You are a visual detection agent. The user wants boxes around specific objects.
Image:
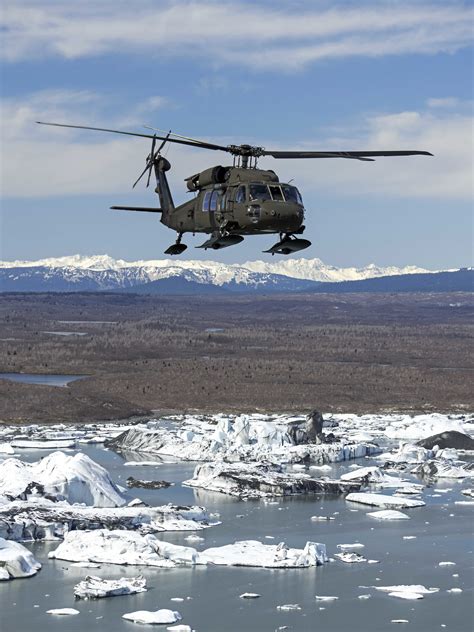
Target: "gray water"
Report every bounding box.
[1,446,473,632]
[0,373,89,387]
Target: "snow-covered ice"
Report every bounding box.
[367,510,410,520]
[345,493,425,508]
[0,451,128,507]
[0,537,41,579]
[183,461,360,498]
[49,530,327,569]
[46,608,80,616]
[122,609,182,624]
[74,575,147,599]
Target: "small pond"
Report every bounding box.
[0,373,89,387]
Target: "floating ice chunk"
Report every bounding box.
[413,460,472,479]
[447,588,463,593]
[49,530,193,567]
[122,609,182,624]
[0,443,14,454]
[170,597,184,602]
[388,591,424,600]
[455,500,474,506]
[376,585,438,595]
[74,575,147,599]
[461,488,474,497]
[184,535,204,543]
[202,540,328,568]
[0,537,41,579]
[184,462,359,499]
[334,552,367,563]
[166,626,192,632]
[340,466,399,487]
[367,510,410,520]
[277,604,301,611]
[438,561,456,566]
[70,562,101,568]
[315,595,338,601]
[346,493,425,508]
[0,451,128,507]
[391,620,409,623]
[46,608,80,615]
[358,594,371,600]
[12,440,76,449]
[0,498,216,541]
[403,536,416,540]
[337,543,365,550]
[240,593,261,599]
[311,515,335,521]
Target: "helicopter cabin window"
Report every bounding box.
[209,190,218,212]
[269,185,284,201]
[202,191,212,212]
[235,185,246,204]
[249,184,272,201]
[282,185,303,205]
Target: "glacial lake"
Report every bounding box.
[1,444,472,632]
[0,373,89,387]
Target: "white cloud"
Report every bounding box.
[1,1,472,69]
[1,90,472,201]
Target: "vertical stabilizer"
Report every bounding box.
[154,157,175,222]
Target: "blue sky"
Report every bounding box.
[1,0,472,269]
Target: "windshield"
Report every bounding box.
[249,184,272,201]
[249,183,303,204]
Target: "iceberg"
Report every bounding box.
[122,609,182,625]
[49,530,327,569]
[0,497,216,541]
[183,462,361,499]
[0,451,128,507]
[367,510,410,520]
[345,493,425,508]
[74,575,147,599]
[0,537,41,579]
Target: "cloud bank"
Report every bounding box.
[2,1,472,69]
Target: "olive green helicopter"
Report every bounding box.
[37,121,432,256]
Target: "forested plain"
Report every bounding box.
[0,292,472,424]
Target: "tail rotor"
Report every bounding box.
[133,130,171,189]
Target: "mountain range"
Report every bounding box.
[0,255,470,294]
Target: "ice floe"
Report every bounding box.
[0,498,215,541]
[46,608,80,615]
[367,510,410,520]
[74,575,147,599]
[0,451,128,507]
[122,609,182,624]
[49,530,328,569]
[375,585,439,599]
[0,537,41,580]
[201,540,328,568]
[345,492,425,508]
[183,462,361,498]
[240,593,261,599]
[107,415,380,465]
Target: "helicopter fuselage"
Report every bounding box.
[162,166,305,237]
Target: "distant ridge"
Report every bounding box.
[0,255,467,294]
[310,269,473,294]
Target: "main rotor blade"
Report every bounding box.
[263,150,434,160]
[36,121,229,152]
[144,125,215,148]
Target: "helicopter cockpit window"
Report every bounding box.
[235,185,246,204]
[202,191,212,212]
[249,184,272,201]
[269,185,284,201]
[282,185,303,205]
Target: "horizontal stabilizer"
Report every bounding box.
[110,206,162,213]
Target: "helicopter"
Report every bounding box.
[37,121,433,256]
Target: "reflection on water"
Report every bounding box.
[0,373,89,387]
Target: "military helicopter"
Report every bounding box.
[37,121,432,256]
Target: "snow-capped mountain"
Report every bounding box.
[0,254,435,292]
